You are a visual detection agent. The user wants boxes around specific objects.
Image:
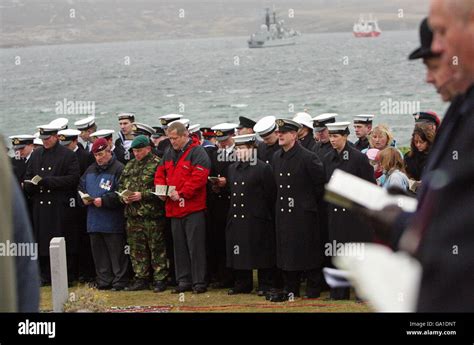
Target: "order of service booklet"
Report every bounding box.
[324,169,418,212]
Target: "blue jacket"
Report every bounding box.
[79,156,125,233]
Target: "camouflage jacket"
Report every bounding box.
[118,153,164,219]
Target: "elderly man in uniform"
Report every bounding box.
[74,115,97,152]
[24,123,80,285]
[119,135,169,292]
[361,2,474,311]
[353,114,374,151]
[254,116,280,165]
[312,113,338,159]
[9,135,35,185]
[270,118,326,300]
[293,112,318,152]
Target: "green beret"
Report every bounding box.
[131,135,151,149]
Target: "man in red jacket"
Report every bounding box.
[154,121,211,293]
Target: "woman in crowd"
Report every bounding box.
[404,123,435,181]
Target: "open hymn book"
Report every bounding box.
[324,169,418,212]
[152,185,176,197]
[24,175,42,185]
[78,191,95,203]
[115,189,135,199]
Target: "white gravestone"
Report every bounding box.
[49,237,68,312]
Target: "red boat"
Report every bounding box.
[353,15,381,38]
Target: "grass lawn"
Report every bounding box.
[40,283,372,313]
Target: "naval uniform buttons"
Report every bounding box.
[281,208,284,212]
[342,208,346,212]
[241,215,245,218]
[287,173,291,176]
[48,167,52,170]
[40,190,43,193]
[334,208,337,212]
[233,204,236,207]
[241,204,244,207]
[279,185,283,188]
[233,193,236,196]
[279,173,283,176]
[228,196,230,200]
[41,168,45,171]
[240,193,244,196]
[287,185,290,188]
[266,160,269,164]
[48,201,51,205]
[288,209,292,213]
[47,190,51,193]
[242,182,245,185]
[280,197,283,200]
[234,182,237,185]
[40,201,43,205]
[234,214,237,218]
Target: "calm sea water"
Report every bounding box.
[0,31,447,146]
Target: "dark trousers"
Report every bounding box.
[233,270,253,291]
[283,269,323,297]
[207,199,233,285]
[89,232,129,288]
[78,232,95,280]
[39,256,51,284]
[171,211,207,289]
[330,287,351,300]
[257,268,277,292]
[163,217,176,284]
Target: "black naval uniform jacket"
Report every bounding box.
[75,145,94,175]
[323,142,376,244]
[271,142,326,271]
[314,140,333,160]
[24,142,80,256]
[225,160,277,269]
[299,133,318,153]
[354,137,369,151]
[11,156,28,184]
[62,145,94,256]
[257,141,280,165]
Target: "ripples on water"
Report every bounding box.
[0,31,447,145]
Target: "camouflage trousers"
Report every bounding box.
[126,217,168,282]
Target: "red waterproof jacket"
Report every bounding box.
[154,138,211,218]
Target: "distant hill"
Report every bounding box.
[0,0,430,47]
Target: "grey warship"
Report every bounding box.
[248,8,300,48]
